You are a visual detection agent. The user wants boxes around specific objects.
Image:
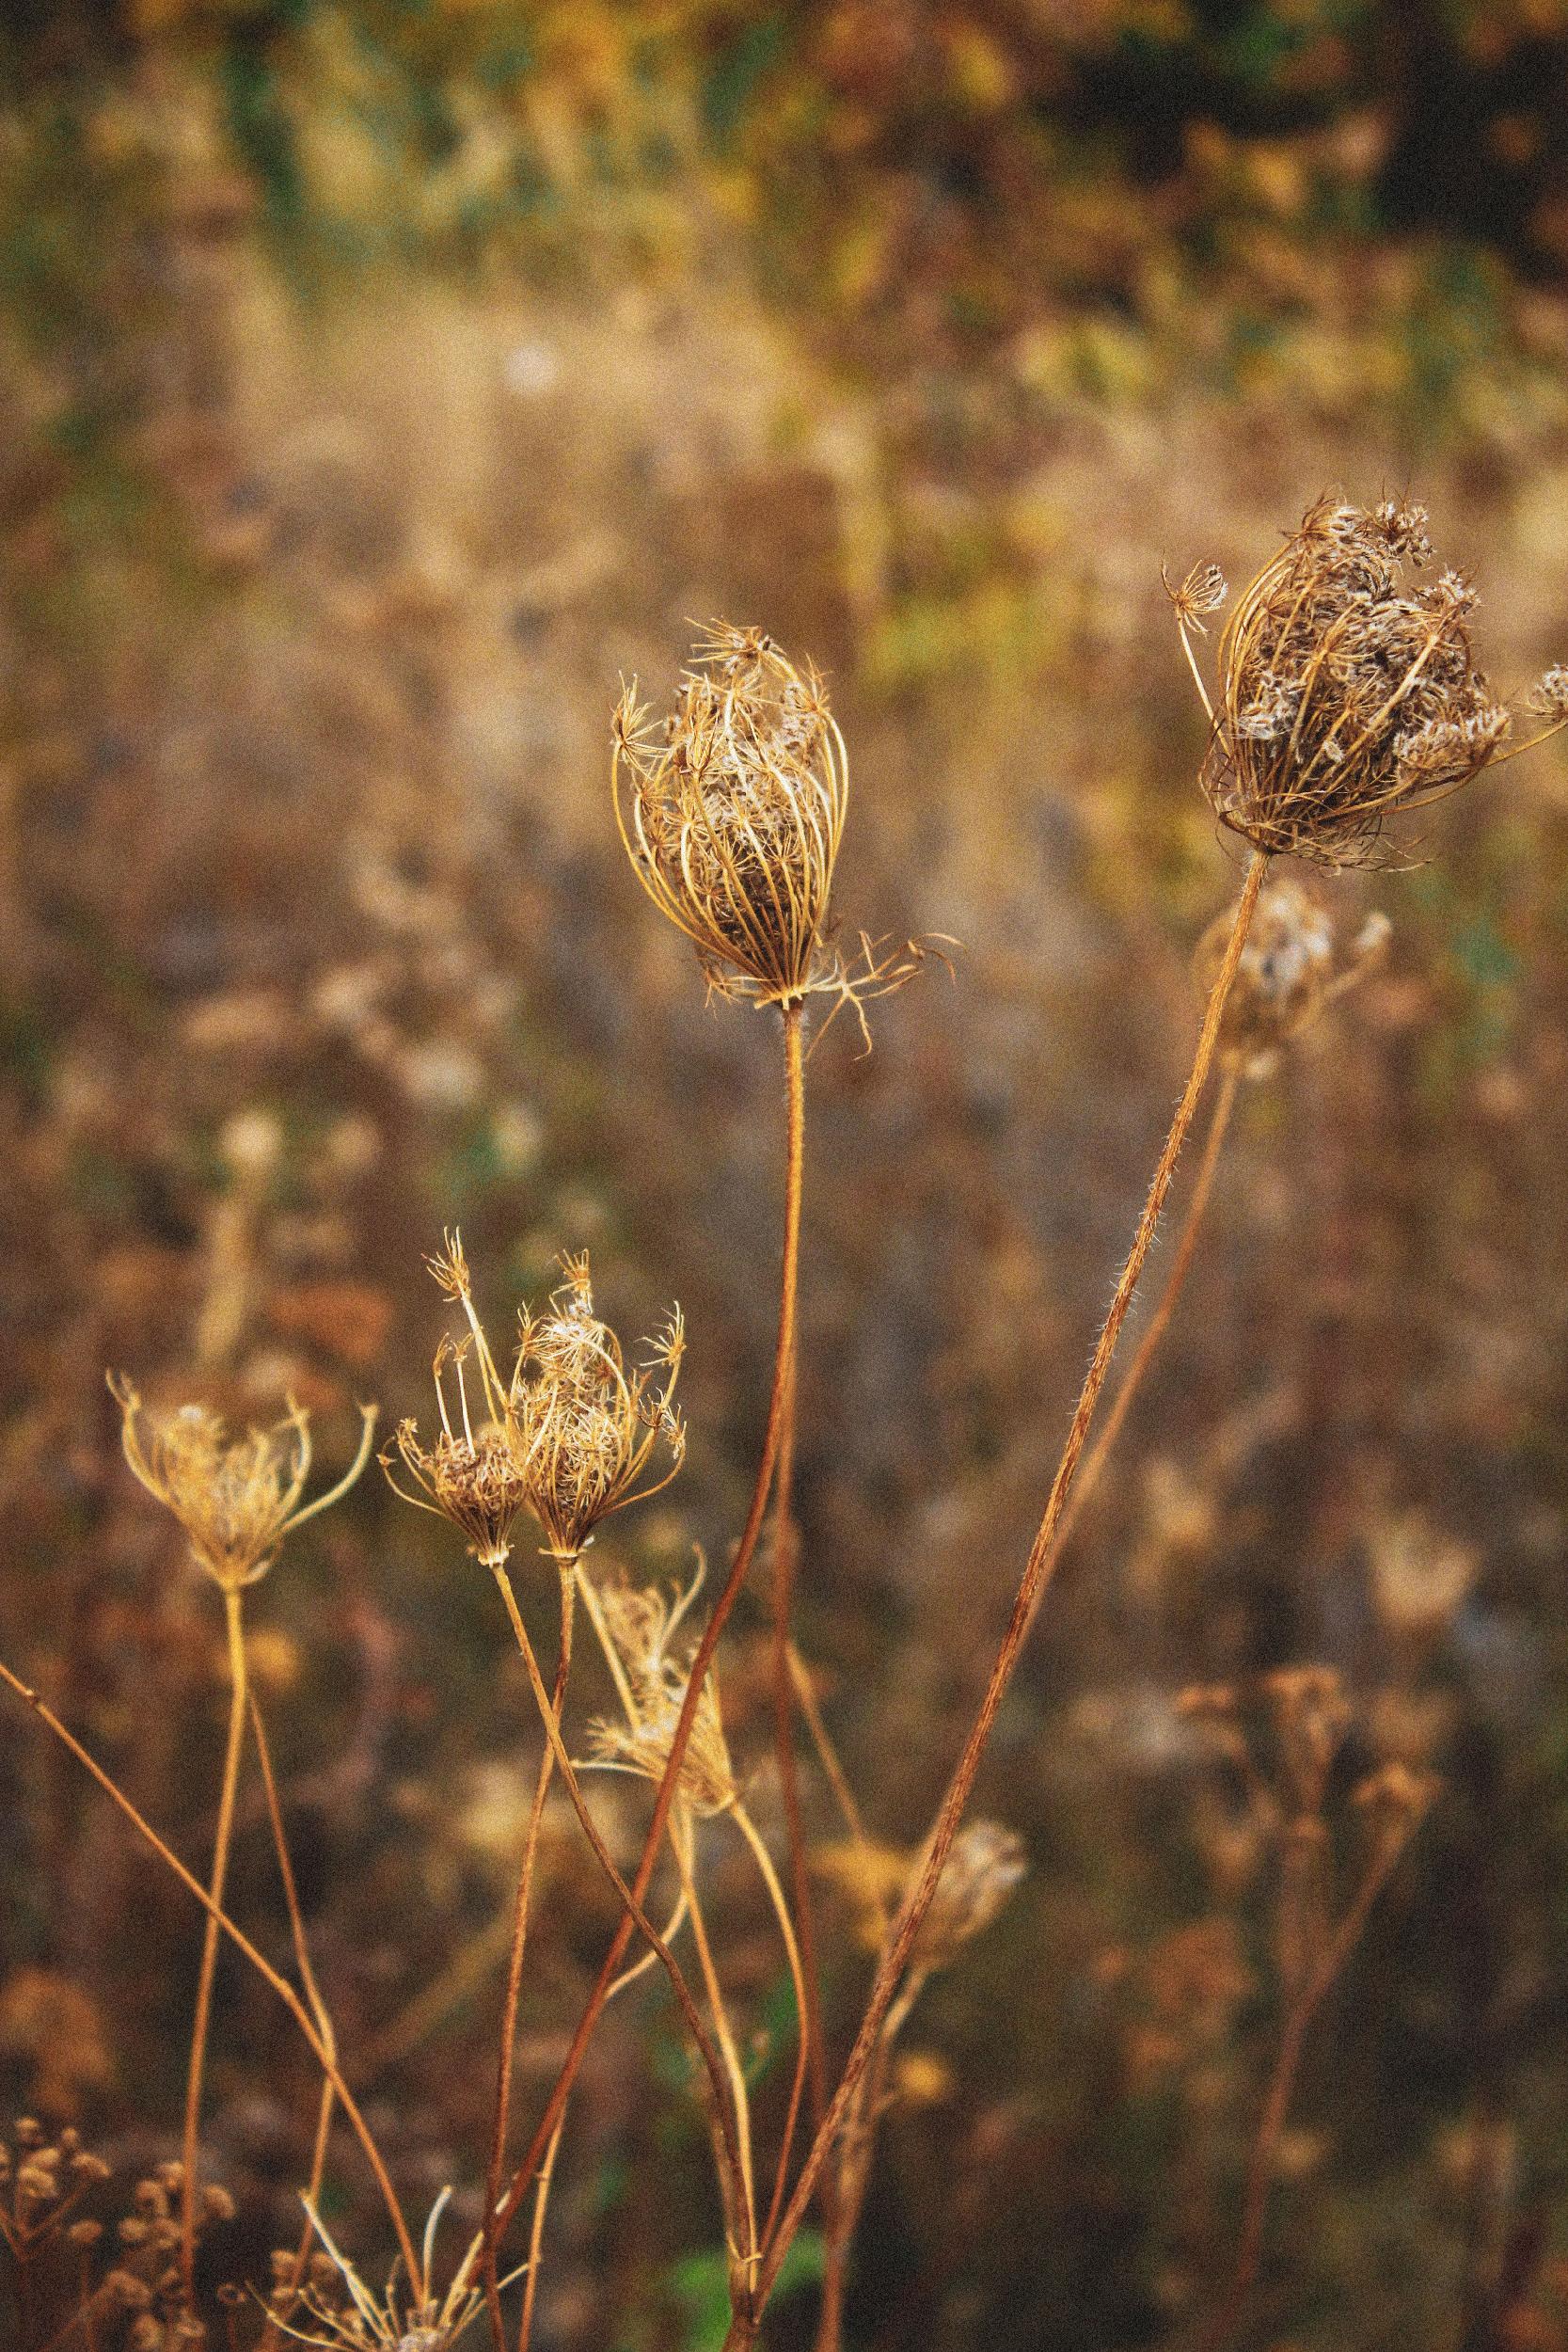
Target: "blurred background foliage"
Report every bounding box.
[9,4,1568,2349]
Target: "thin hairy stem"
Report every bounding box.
[0,1655,419,2286]
[738,849,1268,2341]
[1196,1834,1407,2352]
[488,1565,750,2232]
[1026,1062,1240,1623]
[814,1980,923,2352]
[248,1692,339,2352]
[484,1565,575,2351]
[180,1584,249,2305]
[495,1000,806,2274]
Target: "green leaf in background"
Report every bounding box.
[668,2231,825,2352]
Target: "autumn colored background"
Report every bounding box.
[8,5,1568,2346]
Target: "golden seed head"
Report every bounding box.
[111,1377,376,1593]
[1177,495,1547,867]
[1193,876,1390,1076]
[910,1819,1026,1976]
[613,622,849,1008]
[586,1568,736,1817]
[385,1242,684,1567]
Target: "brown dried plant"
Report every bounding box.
[386,1237,686,1569]
[1169,495,1568,866]
[585,1566,739,1820]
[109,1380,375,2314]
[612,623,848,1013]
[1196,876,1391,1078]
[1177,1673,1438,2352]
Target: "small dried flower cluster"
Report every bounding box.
[112,1379,377,1591]
[387,1238,685,1566]
[1193,875,1389,1076]
[1170,496,1568,866]
[71,2161,236,2351]
[0,2118,111,2262]
[586,1566,737,1816]
[613,622,848,1009]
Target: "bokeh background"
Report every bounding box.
[8,5,1568,2347]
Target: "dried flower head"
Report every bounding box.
[910,1820,1026,1977]
[613,622,848,1009]
[1193,875,1391,1075]
[1174,495,1568,866]
[585,1565,737,1817]
[269,2195,493,2352]
[111,1378,376,1592]
[1260,1665,1351,1817]
[386,1239,684,1567]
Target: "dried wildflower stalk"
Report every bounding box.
[1181,1676,1437,2352]
[110,1379,374,2310]
[1170,495,1568,867]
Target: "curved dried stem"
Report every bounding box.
[487,1564,752,2237]
[483,1565,576,2352]
[179,1584,249,2305]
[494,1002,807,2308]
[734,1803,810,2254]
[736,849,1268,2342]
[768,1381,828,2168]
[0,1652,419,2286]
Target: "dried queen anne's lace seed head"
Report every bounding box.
[585,1568,737,1817]
[386,1238,685,1567]
[613,623,849,1008]
[1193,875,1391,1076]
[267,2196,488,2352]
[909,1820,1027,1977]
[111,1378,376,1592]
[1170,495,1568,867]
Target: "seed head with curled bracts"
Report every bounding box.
[584,1563,738,1818]
[1169,496,1568,867]
[1193,874,1391,1077]
[266,2191,501,2352]
[385,1235,686,1568]
[111,1377,377,1592]
[612,623,941,1042]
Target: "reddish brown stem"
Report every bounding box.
[736,849,1268,2343]
[179,1585,248,2306]
[493,1002,806,2283]
[483,1565,575,2351]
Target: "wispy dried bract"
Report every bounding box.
[586,1568,737,1817]
[909,1820,1026,1977]
[268,2198,486,2352]
[1175,495,1568,866]
[613,622,848,1008]
[112,1378,376,1592]
[1194,875,1391,1075]
[386,1239,684,1567]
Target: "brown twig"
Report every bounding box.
[731,848,1268,2346]
[179,1584,249,2305]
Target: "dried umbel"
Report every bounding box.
[1170,496,1568,867]
[613,622,848,1008]
[386,1237,685,1567]
[112,1378,376,1592]
[586,1567,737,1817]
[1194,875,1390,1076]
[909,1820,1026,1977]
[268,2196,490,2352]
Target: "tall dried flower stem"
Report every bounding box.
[736,1803,810,2251]
[0,1655,420,2287]
[178,1582,248,2305]
[673,1814,758,2267]
[768,1385,829,2153]
[1196,1828,1408,2352]
[1024,1064,1241,1626]
[494,1001,806,2288]
[483,1565,576,2352]
[249,1693,339,2352]
[516,2112,564,2352]
[731,848,1268,2346]
[486,1564,752,2231]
